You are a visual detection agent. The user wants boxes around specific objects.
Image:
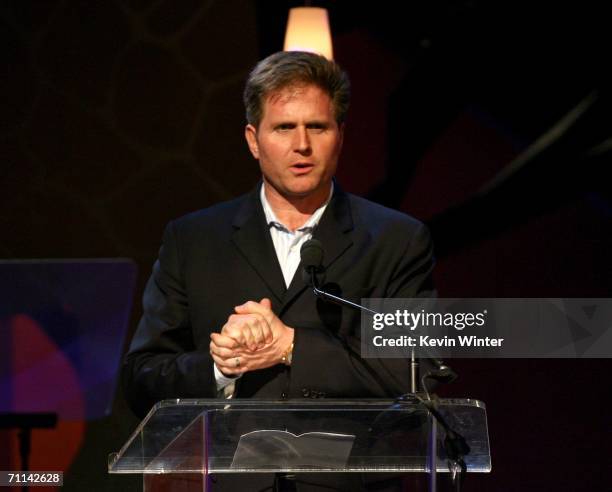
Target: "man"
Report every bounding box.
[123,51,435,490]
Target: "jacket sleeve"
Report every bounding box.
[122,221,216,418]
[287,222,436,398]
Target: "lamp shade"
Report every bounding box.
[283,7,333,60]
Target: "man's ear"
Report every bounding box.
[244,124,259,159]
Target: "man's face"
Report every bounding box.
[245,84,344,200]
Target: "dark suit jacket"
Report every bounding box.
[123,184,435,418]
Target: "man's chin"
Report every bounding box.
[284,184,328,199]
[264,176,332,201]
[286,188,316,197]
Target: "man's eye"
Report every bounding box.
[276,124,294,131]
[308,124,327,132]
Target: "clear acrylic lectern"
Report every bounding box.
[109,398,490,491]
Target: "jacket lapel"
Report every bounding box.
[231,186,286,303]
[281,186,354,311]
[312,185,354,270]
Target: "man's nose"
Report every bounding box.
[293,126,312,154]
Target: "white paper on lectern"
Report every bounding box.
[231,430,355,469]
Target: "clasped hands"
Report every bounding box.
[209,298,294,377]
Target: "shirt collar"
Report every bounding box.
[260,182,334,233]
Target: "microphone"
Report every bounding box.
[299,240,378,315]
[299,239,458,391]
[300,239,324,286]
[425,359,458,384]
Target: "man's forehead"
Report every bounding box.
[265,83,323,105]
[258,84,335,124]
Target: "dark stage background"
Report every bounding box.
[1,1,611,490]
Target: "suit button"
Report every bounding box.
[281,391,288,399]
[302,388,311,398]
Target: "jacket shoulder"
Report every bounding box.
[169,193,249,232]
[346,193,426,233]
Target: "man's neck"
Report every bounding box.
[263,181,332,231]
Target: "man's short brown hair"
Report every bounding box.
[243,51,350,127]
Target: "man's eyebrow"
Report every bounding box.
[269,119,332,129]
[273,121,296,128]
[306,120,329,127]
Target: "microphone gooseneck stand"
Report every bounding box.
[300,239,468,491]
[300,239,457,391]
